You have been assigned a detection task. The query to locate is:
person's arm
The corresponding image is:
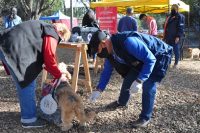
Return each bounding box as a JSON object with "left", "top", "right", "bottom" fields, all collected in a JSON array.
[
  {"left": 176, "top": 14, "right": 185, "bottom": 38},
  {"left": 96, "top": 59, "right": 113, "bottom": 91},
  {"left": 132, "top": 18, "right": 138, "bottom": 31},
  {"left": 124, "top": 37, "right": 156, "bottom": 82},
  {"left": 117, "top": 19, "right": 122, "bottom": 32},
  {"left": 4, "top": 17, "right": 9, "bottom": 29},
  {"left": 43, "top": 35, "right": 62, "bottom": 79},
  {"left": 149, "top": 19, "right": 157, "bottom": 35},
  {"left": 148, "top": 20, "right": 153, "bottom": 35}
]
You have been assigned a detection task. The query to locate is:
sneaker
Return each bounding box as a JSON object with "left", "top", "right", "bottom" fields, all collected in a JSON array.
[
  {"left": 106, "top": 101, "right": 128, "bottom": 110},
  {"left": 22, "top": 118, "right": 47, "bottom": 128},
  {"left": 132, "top": 118, "right": 150, "bottom": 128}
]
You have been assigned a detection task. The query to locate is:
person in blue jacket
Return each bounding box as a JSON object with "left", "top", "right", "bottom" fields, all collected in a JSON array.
[
  {"left": 117, "top": 7, "right": 138, "bottom": 32},
  {"left": 163, "top": 4, "right": 185, "bottom": 68},
  {"left": 4, "top": 7, "right": 22, "bottom": 29},
  {"left": 88, "top": 30, "right": 173, "bottom": 128}
]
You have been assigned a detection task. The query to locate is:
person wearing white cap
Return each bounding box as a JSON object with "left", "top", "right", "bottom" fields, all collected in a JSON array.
[{"left": 117, "top": 7, "right": 138, "bottom": 32}]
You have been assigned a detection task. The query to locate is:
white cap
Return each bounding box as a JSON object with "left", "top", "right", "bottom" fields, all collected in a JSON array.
[{"left": 40, "top": 94, "right": 58, "bottom": 115}]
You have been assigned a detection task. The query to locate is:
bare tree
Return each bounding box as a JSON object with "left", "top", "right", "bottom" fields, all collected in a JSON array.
[{"left": 17, "top": 0, "right": 57, "bottom": 20}]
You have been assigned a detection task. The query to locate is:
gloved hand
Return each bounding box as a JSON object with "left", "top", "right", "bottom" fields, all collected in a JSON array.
[
  {"left": 89, "top": 90, "right": 101, "bottom": 102},
  {"left": 130, "top": 80, "right": 143, "bottom": 93}
]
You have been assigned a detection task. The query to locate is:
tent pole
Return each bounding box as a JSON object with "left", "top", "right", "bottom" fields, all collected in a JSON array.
[
  {"left": 70, "top": 0, "right": 73, "bottom": 29},
  {"left": 168, "top": 0, "right": 170, "bottom": 13},
  {"left": 187, "top": 11, "right": 190, "bottom": 47}
]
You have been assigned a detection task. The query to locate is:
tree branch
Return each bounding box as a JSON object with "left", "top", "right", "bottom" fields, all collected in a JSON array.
[
  {"left": 17, "top": 0, "right": 30, "bottom": 15},
  {"left": 39, "top": 0, "right": 56, "bottom": 14}
]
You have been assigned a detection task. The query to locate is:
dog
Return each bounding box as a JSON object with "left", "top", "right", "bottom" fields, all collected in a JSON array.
[
  {"left": 57, "top": 62, "right": 95, "bottom": 131},
  {"left": 184, "top": 48, "right": 200, "bottom": 60}
]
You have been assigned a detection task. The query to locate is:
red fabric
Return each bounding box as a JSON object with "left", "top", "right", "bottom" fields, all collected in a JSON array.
[
  {"left": 2, "top": 62, "right": 10, "bottom": 75},
  {"left": 146, "top": 16, "right": 157, "bottom": 36},
  {"left": 163, "top": 16, "right": 170, "bottom": 38},
  {"left": 43, "top": 36, "right": 62, "bottom": 79}
]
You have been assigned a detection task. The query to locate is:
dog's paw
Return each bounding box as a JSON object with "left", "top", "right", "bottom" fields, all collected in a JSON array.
[
  {"left": 79, "top": 122, "right": 87, "bottom": 127},
  {"left": 61, "top": 123, "right": 73, "bottom": 131}
]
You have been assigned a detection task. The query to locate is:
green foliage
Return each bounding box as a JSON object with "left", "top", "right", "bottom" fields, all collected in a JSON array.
[
  {"left": 42, "top": 0, "right": 63, "bottom": 16},
  {"left": 182, "top": 0, "right": 200, "bottom": 31},
  {"left": 0, "top": 0, "right": 65, "bottom": 20},
  {"left": 0, "top": 0, "right": 17, "bottom": 15}
]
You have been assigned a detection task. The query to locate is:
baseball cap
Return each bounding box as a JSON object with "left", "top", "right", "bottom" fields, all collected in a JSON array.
[{"left": 89, "top": 30, "right": 107, "bottom": 55}]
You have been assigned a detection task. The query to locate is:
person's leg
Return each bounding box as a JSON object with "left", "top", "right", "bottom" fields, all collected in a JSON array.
[
  {"left": 173, "top": 43, "right": 180, "bottom": 66},
  {"left": 118, "top": 69, "right": 139, "bottom": 105},
  {"left": 139, "top": 78, "right": 157, "bottom": 120},
  {"left": 15, "top": 80, "right": 37, "bottom": 123},
  {"left": 0, "top": 51, "right": 37, "bottom": 122},
  {"left": 132, "top": 78, "right": 157, "bottom": 128},
  {"left": 0, "top": 50, "right": 42, "bottom": 125}
]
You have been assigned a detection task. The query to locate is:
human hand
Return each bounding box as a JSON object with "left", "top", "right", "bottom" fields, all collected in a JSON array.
[
  {"left": 89, "top": 90, "right": 101, "bottom": 102},
  {"left": 60, "top": 74, "right": 68, "bottom": 82},
  {"left": 175, "top": 37, "right": 179, "bottom": 44},
  {"left": 58, "top": 62, "right": 71, "bottom": 80},
  {"left": 130, "top": 80, "right": 142, "bottom": 93},
  {"left": 58, "top": 62, "right": 68, "bottom": 74}
]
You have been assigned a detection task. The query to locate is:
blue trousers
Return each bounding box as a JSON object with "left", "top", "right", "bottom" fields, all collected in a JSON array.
[
  {"left": 172, "top": 43, "right": 180, "bottom": 65},
  {"left": 118, "top": 69, "right": 157, "bottom": 121},
  {"left": 0, "top": 51, "right": 37, "bottom": 123}
]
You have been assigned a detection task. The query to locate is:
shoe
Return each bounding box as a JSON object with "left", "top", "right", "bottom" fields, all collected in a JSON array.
[
  {"left": 106, "top": 101, "right": 128, "bottom": 110},
  {"left": 22, "top": 118, "right": 47, "bottom": 128},
  {"left": 173, "top": 64, "right": 179, "bottom": 69},
  {"left": 132, "top": 118, "right": 150, "bottom": 128}
]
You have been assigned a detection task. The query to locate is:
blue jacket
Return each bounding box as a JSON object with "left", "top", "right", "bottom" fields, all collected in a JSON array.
[
  {"left": 4, "top": 15, "right": 22, "bottom": 29},
  {"left": 117, "top": 16, "right": 137, "bottom": 32},
  {"left": 97, "top": 31, "right": 173, "bottom": 91},
  {"left": 164, "top": 13, "right": 185, "bottom": 44}
]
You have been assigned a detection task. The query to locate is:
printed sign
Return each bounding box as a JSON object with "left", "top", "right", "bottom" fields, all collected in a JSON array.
[{"left": 96, "top": 7, "right": 117, "bottom": 34}]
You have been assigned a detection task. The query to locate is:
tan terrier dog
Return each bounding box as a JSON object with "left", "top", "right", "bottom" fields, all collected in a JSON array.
[{"left": 57, "top": 62, "right": 95, "bottom": 131}]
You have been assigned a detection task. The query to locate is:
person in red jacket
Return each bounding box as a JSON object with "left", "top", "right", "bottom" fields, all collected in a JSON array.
[
  {"left": 0, "top": 20, "right": 71, "bottom": 128},
  {"left": 139, "top": 14, "right": 158, "bottom": 36}
]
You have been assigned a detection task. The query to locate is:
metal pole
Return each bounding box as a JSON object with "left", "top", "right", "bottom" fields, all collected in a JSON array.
[
  {"left": 70, "top": 0, "right": 73, "bottom": 29},
  {"left": 168, "top": 0, "right": 170, "bottom": 13}
]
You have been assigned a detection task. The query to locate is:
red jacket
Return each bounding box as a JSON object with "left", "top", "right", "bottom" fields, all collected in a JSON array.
[{"left": 43, "top": 35, "right": 62, "bottom": 79}]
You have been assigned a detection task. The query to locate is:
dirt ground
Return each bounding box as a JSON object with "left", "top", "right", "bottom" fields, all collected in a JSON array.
[{"left": 0, "top": 48, "right": 199, "bottom": 133}]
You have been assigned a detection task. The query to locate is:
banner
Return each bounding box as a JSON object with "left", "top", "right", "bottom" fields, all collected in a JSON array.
[{"left": 96, "top": 7, "right": 117, "bottom": 34}]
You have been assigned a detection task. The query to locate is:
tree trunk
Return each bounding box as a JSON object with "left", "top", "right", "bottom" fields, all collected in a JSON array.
[{"left": 17, "top": 0, "right": 56, "bottom": 20}]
